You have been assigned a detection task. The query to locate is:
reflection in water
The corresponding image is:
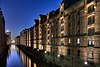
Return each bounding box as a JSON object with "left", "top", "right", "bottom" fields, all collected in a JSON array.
[
  {"left": 34, "top": 63, "right": 37, "bottom": 67},
  {"left": 6, "top": 45, "right": 23, "bottom": 67},
  {"left": 19, "top": 47, "right": 49, "bottom": 67},
  {"left": 0, "top": 45, "right": 54, "bottom": 67},
  {"left": 19, "top": 50, "right": 34, "bottom": 67},
  {"left": 10, "top": 45, "right": 16, "bottom": 50}
]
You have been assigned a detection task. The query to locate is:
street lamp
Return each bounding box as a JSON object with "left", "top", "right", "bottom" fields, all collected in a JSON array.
[
  {"left": 84, "top": 61, "right": 88, "bottom": 65},
  {"left": 58, "top": 54, "right": 60, "bottom": 57},
  {"left": 45, "top": 51, "right": 47, "bottom": 53}
]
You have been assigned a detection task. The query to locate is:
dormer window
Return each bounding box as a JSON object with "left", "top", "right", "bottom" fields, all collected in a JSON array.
[{"left": 88, "top": 5, "right": 94, "bottom": 13}]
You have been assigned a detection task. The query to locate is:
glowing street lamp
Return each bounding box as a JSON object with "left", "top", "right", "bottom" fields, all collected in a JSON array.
[
  {"left": 45, "top": 51, "right": 47, "bottom": 53},
  {"left": 84, "top": 61, "right": 88, "bottom": 65},
  {"left": 58, "top": 54, "right": 60, "bottom": 57}
]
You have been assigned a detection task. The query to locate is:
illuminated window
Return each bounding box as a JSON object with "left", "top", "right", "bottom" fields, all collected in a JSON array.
[
  {"left": 51, "top": 35, "right": 53, "bottom": 38},
  {"left": 89, "top": 39, "right": 92, "bottom": 45},
  {"left": 77, "top": 38, "right": 80, "bottom": 44},
  {"left": 92, "top": 40, "right": 94, "bottom": 45},
  {"left": 88, "top": 39, "right": 94, "bottom": 47},
  {"left": 68, "top": 39, "right": 71, "bottom": 43}
]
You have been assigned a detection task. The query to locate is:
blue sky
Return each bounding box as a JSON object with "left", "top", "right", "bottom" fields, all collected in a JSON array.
[{"left": 1, "top": 0, "right": 62, "bottom": 39}]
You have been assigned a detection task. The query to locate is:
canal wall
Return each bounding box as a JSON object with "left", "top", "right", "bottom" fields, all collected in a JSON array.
[
  {"left": 17, "top": 45, "right": 61, "bottom": 67},
  {"left": 17, "top": 45, "right": 100, "bottom": 67}
]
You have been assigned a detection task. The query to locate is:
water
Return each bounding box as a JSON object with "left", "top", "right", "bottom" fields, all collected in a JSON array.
[
  {"left": 7, "top": 45, "right": 23, "bottom": 67},
  {"left": 0, "top": 45, "right": 52, "bottom": 67},
  {"left": 0, "top": 45, "right": 98, "bottom": 67}
]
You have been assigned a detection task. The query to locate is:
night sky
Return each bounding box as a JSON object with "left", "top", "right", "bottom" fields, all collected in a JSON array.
[{"left": 1, "top": 0, "right": 62, "bottom": 39}]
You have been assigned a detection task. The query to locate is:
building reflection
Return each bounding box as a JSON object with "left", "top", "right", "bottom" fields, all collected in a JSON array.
[
  {"left": 0, "top": 47, "right": 8, "bottom": 67},
  {"left": 19, "top": 49, "right": 36, "bottom": 67},
  {"left": 0, "top": 53, "right": 7, "bottom": 67},
  {"left": 18, "top": 47, "right": 51, "bottom": 67}
]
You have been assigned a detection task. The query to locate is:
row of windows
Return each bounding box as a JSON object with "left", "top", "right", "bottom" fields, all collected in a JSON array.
[
  {"left": 67, "top": 49, "right": 80, "bottom": 57},
  {"left": 68, "top": 38, "right": 80, "bottom": 44},
  {"left": 67, "top": 49, "right": 95, "bottom": 60},
  {"left": 68, "top": 38, "right": 95, "bottom": 46}
]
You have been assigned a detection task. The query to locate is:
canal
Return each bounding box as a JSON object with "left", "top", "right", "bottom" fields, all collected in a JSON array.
[{"left": 0, "top": 45, "right": 53, "bottom": 67}]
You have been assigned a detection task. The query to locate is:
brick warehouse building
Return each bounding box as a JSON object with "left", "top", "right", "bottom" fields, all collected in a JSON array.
[
  {"left": 18, "top": 0, "right": 100, "bottom": 67},
  {"left": 0, "top": 8, "right": 6, "bottom": 51}
]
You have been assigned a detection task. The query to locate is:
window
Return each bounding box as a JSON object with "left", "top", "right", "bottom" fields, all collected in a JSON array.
[
  {"left": 51, "top": 22, "right": 53, "bottom": 25},
  {"left": 48, "top": 36, "right": 50, "bottom": 39},
  {"left": 88, "top": 5, "right": 94, "bottom": 13},
  {"left": 57, "top": 43, "right": 60, "bottom": 45},
  {"left": 61, "top": 33, "right": 64, "bottom": 37},
  {"left": 51, "top": 35, "right": 53, "bottom": 38},
  {"left": 68, "top": 30, "right": 70, "bottom": 35},
  {"left": 68, "top": 22, "right": 71, "bottom": 27},
  {"left": 68, "top": 39, "right": 71, "bottom": 43},
  {"left": 88, "top": 51, "right": 94, "bottom": 60},
  {"left": 48, "top": 26, "right": 49, "bottom": 29},
  {"left": 77, "top": 38, "right": 80, "bottom": 44},
  {"left": 77, "top": 19, "right": 80, "bottom": 25},
  {"left": 48, "top": 31, "right": 49, "bottom": 34},
  {"left": 77, "top": 10, "right": 80, "bottom": 15},
  {"left": 77, "top": 29, "right": 80, "bottom": 35},
  {"left": 88, "top": 39, "right": 94, "bottom": 47},
  {"left": 61, "top": 26, "right": 64, "bottom": 31},
  {"left": 61, "top": 19, "right": 64, "bottom": 24},
  {"left": 61, "top": 42, "right": 64, "bottom": 45},
  {"left": 68, "top": 15, "right": 70, "bottom": 19},
  {"left": 88, "top": 16, "right": 95, "bottom": 25},
  {"left": 88, "top": 28, "right": 94, "bottom": 36},
  {"left": 67, "top": 49, "right": 70, "bottom": 55},
  {"left": 56, "top": 26, "right": 58, "bottom": 30},
  {"left": 77, "top": 50, "right": 80, "bottom": 57},
  {"left": 51, "top": 29, "right": 53, "bottom": 33}
]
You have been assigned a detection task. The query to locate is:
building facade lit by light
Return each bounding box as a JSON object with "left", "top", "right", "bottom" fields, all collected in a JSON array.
[{"left": 18, "top": 0, "right": 100, "bottom": 67}]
